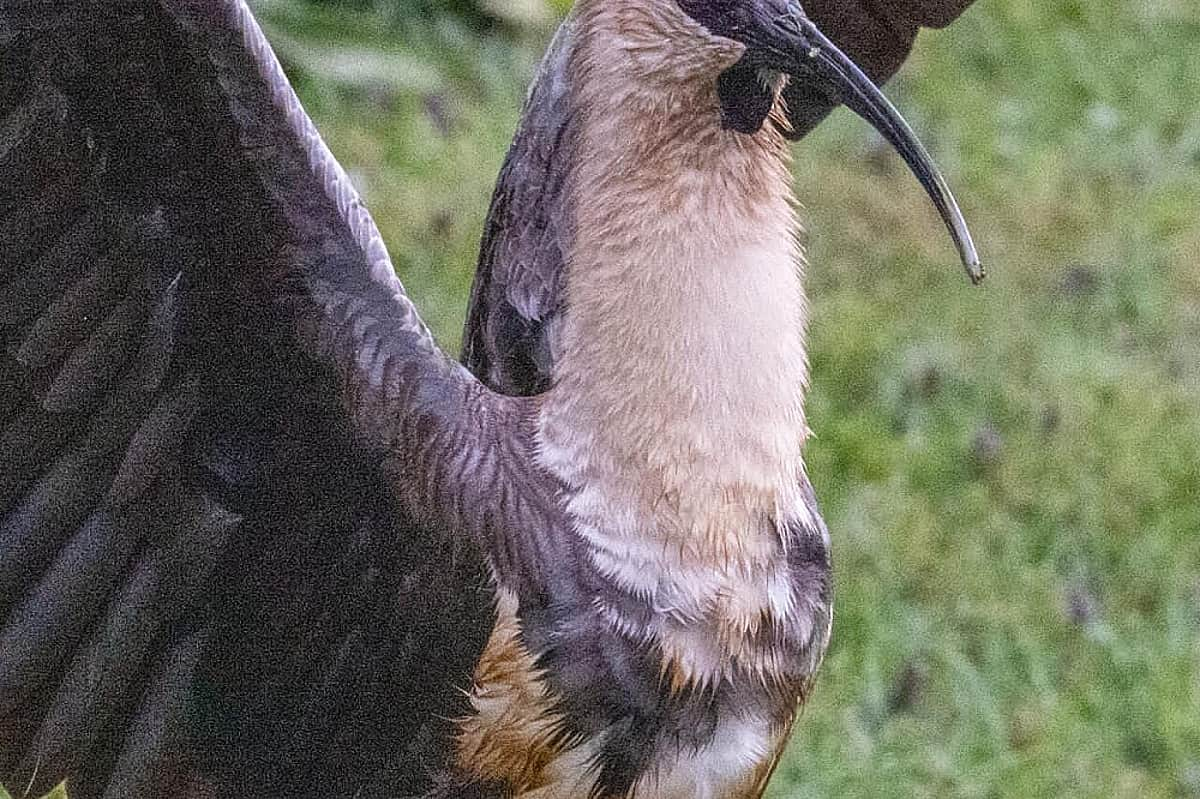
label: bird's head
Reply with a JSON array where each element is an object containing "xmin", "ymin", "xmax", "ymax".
[{"xmin": 585, "ymin": 0, "xmax": 983, "ymax": 282}]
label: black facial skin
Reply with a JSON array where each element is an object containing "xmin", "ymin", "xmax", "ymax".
[
  {"xmin": 715, "ymin": 56, "xmax": 777, "ymax": 135},
  {"xmin": 679, "ymin": 0, "xmax": 827, "ymax": 134},
  {"xmin": 677, "ymin": 0, "xmax": 983, "ymax": 283}
]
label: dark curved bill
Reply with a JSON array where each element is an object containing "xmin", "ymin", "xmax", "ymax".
[{"xmin": 767, "ymin": 11, "xmax": 983, "ymax": 283}]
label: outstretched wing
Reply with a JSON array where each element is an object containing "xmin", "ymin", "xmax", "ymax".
[
  {"xmin": 460, "ymin": 0, "xmax": 977, "ymax": 395},
  {"xmin": 0, "ymin": 2, "xmax": 500, "ymax": 796},
  {"xmin": 783, "ymin": 0, "xmax": 978, "ymax": 137}
]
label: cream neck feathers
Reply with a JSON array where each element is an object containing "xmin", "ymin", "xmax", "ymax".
[{"xmin": 537, "ymin": 0, "xmax": 811, "ymax": 570}]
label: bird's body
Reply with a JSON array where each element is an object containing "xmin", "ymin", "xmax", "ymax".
[
  {"xmin": 0, "ymin": 1, "xmax": 977, "ymax": 796},
  {"xmin": 452, "ymin": 8, "xmax": 832, "ymax": 796},
  {"xmin": 541, "ymin": 0, "xmax": 820, "ymax": 697}
]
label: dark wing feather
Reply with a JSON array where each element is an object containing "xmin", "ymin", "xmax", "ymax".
[
  {"xmin": 0, "ymin": 2, "xmax": 499, "ymax": 796},
  {"xmin": 783, "ymin": 0, "xmax": 979, "ymax": 137},
  {"xmin": 460, "ymin": 1, "xmax": 976, "ymax": 394},
  {"xmin": 460, "ymin": 17, "xmax": 577, "ymax": 396}
]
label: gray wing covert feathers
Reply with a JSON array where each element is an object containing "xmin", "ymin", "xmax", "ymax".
[
  {"xmin": 460, "ymin": 16, "xmax": 577, "ymax": 396},
  {"xmin": 460, "ymin": 0, "xmax": 978, "ymax": 395},
  {"xmin": 0, "ymin": 2, "xmax": 503, "ymax": 796}
]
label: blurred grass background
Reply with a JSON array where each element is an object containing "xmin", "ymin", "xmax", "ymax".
[{"xmin": 250, "ymin": 1, "xmax": 1200, "ymax": 796}]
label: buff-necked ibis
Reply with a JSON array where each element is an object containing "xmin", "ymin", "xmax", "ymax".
[{"xmin": 0, "ymin": 1, "xmax": 978, "ymax": 796}]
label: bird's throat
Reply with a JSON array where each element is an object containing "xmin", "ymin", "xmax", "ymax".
[{"xmin": 538, "ymin": 13, "xmax": 811, "ymax": 571}]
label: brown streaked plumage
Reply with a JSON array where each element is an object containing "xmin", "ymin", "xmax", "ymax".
[
  {"xmin": 455, "ymin": 591, "xmax": 579, "ymax": 794},
  {"xmin": 0, "ymin": 0, "xmax": 977, "ymax": 797}
]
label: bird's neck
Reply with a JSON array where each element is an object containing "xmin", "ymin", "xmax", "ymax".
[{"xmin": 538, "ymin": 9, "xmax": 810, "ymax": 568}]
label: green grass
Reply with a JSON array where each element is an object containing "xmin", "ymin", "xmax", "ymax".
[
  {"xmin": 254, "ymin": 2, "xmax": 1200, "ymax": 796},
  {"xmin": 0, "ymin": 782, "xmax": 68, "ymax": 799}
]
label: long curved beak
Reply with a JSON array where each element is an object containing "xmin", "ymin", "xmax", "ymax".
[{"xmin": 759, "ymin": 10, "xmax": 983, "ymax": 283}]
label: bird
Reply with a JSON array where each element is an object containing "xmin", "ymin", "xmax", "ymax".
[{"xmin": 0, "ymin": 1, "xmax": 977, "ymax": 797}]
